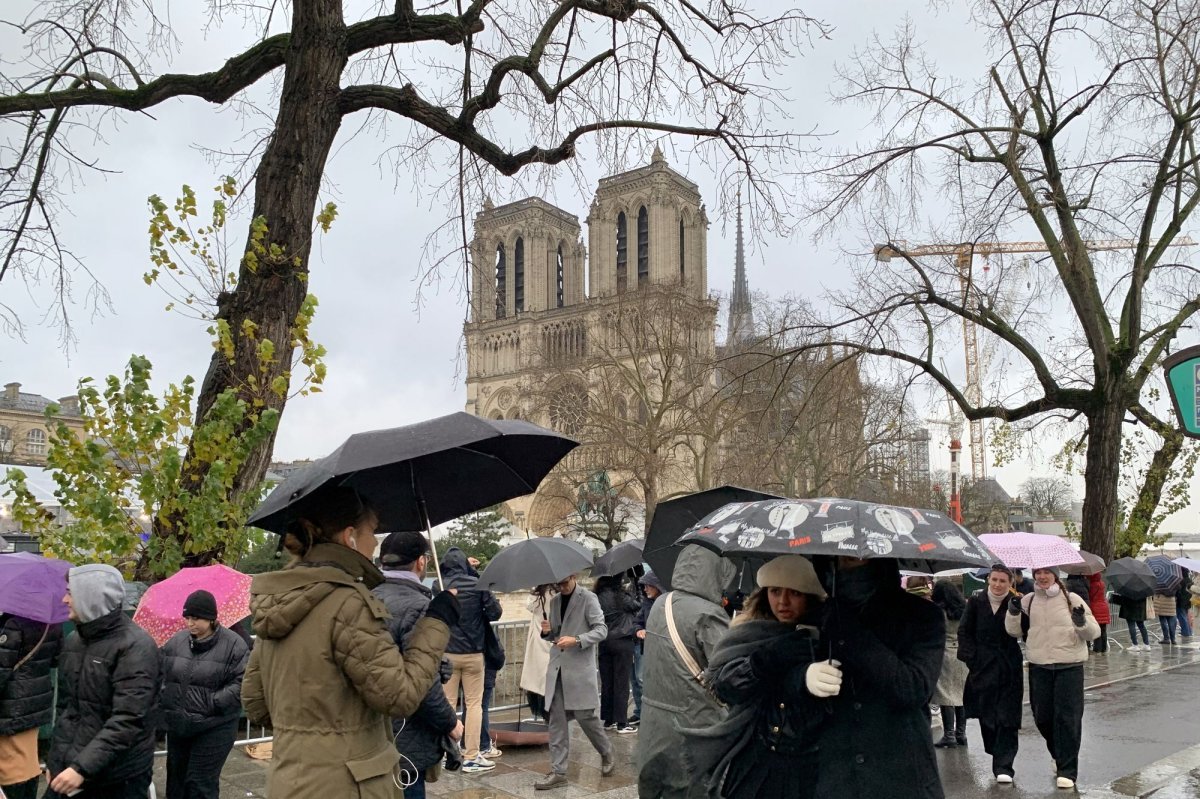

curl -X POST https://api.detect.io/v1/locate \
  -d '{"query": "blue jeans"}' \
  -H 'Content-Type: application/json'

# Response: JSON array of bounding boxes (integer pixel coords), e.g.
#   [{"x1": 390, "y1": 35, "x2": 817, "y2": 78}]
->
[
  {"x1": 1159, "y1": 615, "x2": 1178, "y2": 643},
  {"x1": 1177, "y1": 606, "x2": 1193, "y2": 637},
  {"x1": 404, "y1": 771, "x2": 426, "y2": 799},
  {"x1": 1127, "y1": 619, "x2": 1149, "y2": 645},
  {"x1": 631, "y1": 643, "x2": 644, "y2": 717},
  {"x1": 479, "y1": 667, "x2": 496, "y2": 752}
]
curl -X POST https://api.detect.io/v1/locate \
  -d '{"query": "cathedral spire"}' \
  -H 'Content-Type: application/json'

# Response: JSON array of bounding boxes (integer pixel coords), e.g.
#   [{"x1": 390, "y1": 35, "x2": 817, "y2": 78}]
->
[{"x1": 727, "y1": 189, "x2": 754, "y2": 345}]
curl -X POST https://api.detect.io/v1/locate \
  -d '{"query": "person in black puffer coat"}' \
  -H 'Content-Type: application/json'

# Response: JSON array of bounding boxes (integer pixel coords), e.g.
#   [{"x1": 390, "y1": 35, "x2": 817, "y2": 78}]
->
[
  {"x1": 0, "y1": 613, "x2": 63, "y2": 799},
  {"x1": 374, "y1": 532, "x2": 463, "y2": 799},
  {"x1": 439, "y1": 547, "x2": 501, "y2": 771},
  {"x1": 45, "y1": 564, "x2": 161, "y2": 799},
  {"x1": 160, "y1": 590, "x2": 249, "y2": 799},
  {"x1": 595, "y1": 574, "x2": 641, "y2": 733}
]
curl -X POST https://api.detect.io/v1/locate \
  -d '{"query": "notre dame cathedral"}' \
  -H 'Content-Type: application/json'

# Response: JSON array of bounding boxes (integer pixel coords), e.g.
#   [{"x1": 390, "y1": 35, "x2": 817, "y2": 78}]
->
[{"x1": 464, "y1": 147, "x2": 739, "y2": 534}]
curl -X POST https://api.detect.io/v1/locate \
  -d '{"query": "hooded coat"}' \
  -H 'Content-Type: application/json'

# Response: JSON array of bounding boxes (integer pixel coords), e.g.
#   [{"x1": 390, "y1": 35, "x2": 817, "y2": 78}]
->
[
  {"x1": 635, "y1": 545, "x2": 737, "y2": 799},
  {"x1": 241, "y1": 542, "x2": 450, "y2": 799},
  {"x1": 1087, "y1": 574, "x2": 1111, "y2": 625},
  {"x1": 440, "y1": 547, "x2": 502, "y2": 654},
  {"x1": 0, "y1": 614, "x2": 63, "y2": 736},
  {"x1": 47, "y1": 565, "x2": 161, "y2": 786},
  {"x1": 372, "y1": 572, "x2": 459, "y2": 775},
  {"x1": 159, "y1": 624, "x2": 249, "y2": 737}
]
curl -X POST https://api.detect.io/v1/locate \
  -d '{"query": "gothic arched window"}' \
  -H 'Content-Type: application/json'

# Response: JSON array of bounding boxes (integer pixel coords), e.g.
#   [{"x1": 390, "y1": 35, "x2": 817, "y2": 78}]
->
[
  {"x1": 637, "y1": 206, "x2": 649, "y2": 286},
  {"x1": 679, "y1": 217, "x2": 686, "y2": 282},
  {"x1": 515, "y1": 237, "x2": 525, "y2": 313},
  {"x1": 495, "y1": 244, "x2": 507, "y2": 319},
  {"x1": 616, "y1": 212, "x2": 628, "y2": 292},
  {"x1": 556, "y1": 243, "x2": 565, "y2": 308}
]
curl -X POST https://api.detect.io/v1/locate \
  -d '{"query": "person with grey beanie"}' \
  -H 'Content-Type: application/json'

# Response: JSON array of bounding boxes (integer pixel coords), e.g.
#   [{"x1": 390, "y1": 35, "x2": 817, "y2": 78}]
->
[{"x1": 43, "y1": 564, "x2": 161, "y2": 799}]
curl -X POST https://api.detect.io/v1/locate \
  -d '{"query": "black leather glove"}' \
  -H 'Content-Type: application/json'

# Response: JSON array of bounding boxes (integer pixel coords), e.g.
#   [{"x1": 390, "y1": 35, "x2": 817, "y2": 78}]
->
[
  {"x1": 438, "y1": 657, "x2": 453, "y2": 684},
  {"x1": 1008, "y1": 594, "x2": 1023, "y2": 615},
  {"x1": 1071, "y1": 604, "x2": 1086, "y2": 627},
  {"x1": 426, "y1": 590, "x2": 461, "y2": 628},
  {"x1": 748, "y1": 628, "x2": 817, "y2": 678}
]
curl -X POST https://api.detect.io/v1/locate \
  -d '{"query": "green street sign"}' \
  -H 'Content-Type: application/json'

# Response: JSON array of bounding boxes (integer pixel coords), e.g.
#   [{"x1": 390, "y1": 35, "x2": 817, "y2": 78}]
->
[{"x1": 1163, "y1": 345, "x2": 1200, "y2": 438}]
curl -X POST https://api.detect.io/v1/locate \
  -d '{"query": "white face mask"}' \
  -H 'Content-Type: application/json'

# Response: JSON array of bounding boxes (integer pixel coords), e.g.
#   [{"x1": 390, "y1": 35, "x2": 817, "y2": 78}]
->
[{"x1": 1044, "y1": 584, "x2": 1061, "y2": 597}]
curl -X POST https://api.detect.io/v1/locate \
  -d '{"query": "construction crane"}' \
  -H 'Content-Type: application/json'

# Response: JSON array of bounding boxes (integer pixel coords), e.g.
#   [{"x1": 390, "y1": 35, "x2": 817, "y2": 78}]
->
[
  {"x1": 876, "y1": 236, "x2": 1196, "y2": 481},
  {"x1": 926, "y1": 363, "x2": 965, "y2": 524}
]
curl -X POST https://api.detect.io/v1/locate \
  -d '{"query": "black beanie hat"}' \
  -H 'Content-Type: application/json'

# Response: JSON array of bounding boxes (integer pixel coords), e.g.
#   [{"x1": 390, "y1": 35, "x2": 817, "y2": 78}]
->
[
  {"x1": 380, "y1": 531, "x2": 429, "y2": 567},
  {"x1": 182, "y1": 590, "x2": 219, "y2": 621}
]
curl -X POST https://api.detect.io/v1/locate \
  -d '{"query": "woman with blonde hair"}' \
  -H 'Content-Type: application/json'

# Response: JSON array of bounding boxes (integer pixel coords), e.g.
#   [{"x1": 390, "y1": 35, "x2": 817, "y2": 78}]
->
[{"x1": 242, "y1": 487, "x2": 459, "y2": 799}]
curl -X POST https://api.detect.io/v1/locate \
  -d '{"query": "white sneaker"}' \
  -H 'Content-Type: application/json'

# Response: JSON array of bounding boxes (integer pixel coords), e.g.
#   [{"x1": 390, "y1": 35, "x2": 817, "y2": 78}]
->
[
  {"x1": 996, "y1": 774, "x2": 1013, "y2": 784},
  {"x1": 481, "y1": 746, "x2": 503, "y2": 758},
  {"x1": 1143, "y1": 643, "x2": 1154, "y2": 651},
  {"x1": 462, "y1": 757, "x2": 496, "y2": 773},
  {"x1": 1056, "y1": 776, "x2": 1075, "y2": 789}
]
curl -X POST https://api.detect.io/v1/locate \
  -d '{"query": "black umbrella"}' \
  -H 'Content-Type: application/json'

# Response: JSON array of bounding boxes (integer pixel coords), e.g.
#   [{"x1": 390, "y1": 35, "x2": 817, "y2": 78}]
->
[
  {"x1": 1146, "y1": 555, "x2": 1183, "y2": 594},
  {"x1": 644, "y1": 486, "x2": 782, "y2": 587},
  {"x1": 248, "y1": 412, "x2": 577, "y2": 581},
  {"x1": 476, "y1": 538, "x2": 594, "y2": 593},
  {"x1": 591, "y1": 538, "x2": 645, "y2": 578},
  {"x1": 1105, "y1": 557, "x2": 1157, "y2": 600},
  {"x1": 676, "y1": 497, "x2": 997, "y2": 573}
]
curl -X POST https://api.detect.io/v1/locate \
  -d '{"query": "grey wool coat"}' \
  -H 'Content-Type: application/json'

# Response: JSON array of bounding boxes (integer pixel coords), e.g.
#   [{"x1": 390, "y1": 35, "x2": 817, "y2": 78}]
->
[{"x1": 543, "y1": 584, "x2": 608, "y2": 711}]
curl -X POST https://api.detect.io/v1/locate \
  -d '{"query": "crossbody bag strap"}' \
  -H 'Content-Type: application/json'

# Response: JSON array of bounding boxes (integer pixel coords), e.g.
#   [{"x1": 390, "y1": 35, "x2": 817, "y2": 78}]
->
[
  {"x1": 13, "y1": 623, "x2": 51, "y2": 672},
  {"x1": 664, "y1": 592, "x2": 704, "y2": 682}
]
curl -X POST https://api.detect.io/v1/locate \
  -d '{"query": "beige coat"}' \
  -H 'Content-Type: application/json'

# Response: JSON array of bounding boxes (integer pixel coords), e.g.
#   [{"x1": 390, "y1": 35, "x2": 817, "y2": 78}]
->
[
  {"x1": 1153, "y1": 594, "x2": 1177, "y2": 617},
  {"x1": 520, "y1": 594, "x2": 553, "y2": 696},
  {"x1": 241, "y1": 543, "x2": 449, "y2": 799},
  {"x1": 1005, "y1": 587, "x2": 1099, "y2": 665}
]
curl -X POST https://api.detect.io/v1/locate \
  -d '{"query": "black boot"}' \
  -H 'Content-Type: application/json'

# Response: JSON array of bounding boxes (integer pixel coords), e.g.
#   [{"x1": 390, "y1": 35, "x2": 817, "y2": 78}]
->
[
  {"x1": 935, "y1": 707, "x2": 957, "y2": 747},
  {"x1": 954, "y1": 707, "x2": 967, "y2": 746}
]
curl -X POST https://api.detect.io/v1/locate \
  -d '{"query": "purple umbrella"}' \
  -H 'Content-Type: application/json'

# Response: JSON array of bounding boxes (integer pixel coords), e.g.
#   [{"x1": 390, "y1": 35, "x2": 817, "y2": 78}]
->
[{"x1": 0, "y1": 551, "x2": 72, "y2": 624}]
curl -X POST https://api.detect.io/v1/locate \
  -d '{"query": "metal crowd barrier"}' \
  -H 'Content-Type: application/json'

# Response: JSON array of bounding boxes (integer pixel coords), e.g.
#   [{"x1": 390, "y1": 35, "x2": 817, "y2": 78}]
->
[{"x1": 153, "y1": 618, "x2": 536, "y2": 756}]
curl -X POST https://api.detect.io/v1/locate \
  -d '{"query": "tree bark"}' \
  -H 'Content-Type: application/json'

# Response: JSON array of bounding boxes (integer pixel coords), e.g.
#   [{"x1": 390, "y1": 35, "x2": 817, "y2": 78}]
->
[
  {"x1": 170, "y1": 0, "x2": 349, "y2": 568},
  {"x1": 1119, "y1": 426, "x2": 1185, "y2": 558},
  {"x1": 1079, "y1": 399, "x2": 1125, "y2": 563}
]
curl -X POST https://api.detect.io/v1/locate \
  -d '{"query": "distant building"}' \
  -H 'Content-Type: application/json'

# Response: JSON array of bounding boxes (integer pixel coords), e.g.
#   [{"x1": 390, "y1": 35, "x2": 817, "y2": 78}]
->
[{"x1": 0, "y1": 382, "x2": 84, "y2": 468}]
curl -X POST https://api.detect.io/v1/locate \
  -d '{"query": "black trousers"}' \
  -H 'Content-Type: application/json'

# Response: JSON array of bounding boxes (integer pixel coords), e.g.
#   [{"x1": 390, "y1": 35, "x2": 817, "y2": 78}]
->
[
  {"x1": 3, "y1": 775, "x2": 39, "y2": 799},
  {"x1": 979, "y1": 720, "x2": 1020, "y2": 777},
  {"x1": 165, "y1": 720, "x2": 239, "y2": 799},
  {"x1": 1027, "y1": 664, "x2": 1085, "y2": 780},
  {"x1": 42, "y1": 769, "x2": 152, "y2": 799},
  {"x1": 1092, "y1": 623, "x2": 1108, "y2": 653},
  {"x1": 598, "y1": 636, "x2": 635, "y2": 726}
]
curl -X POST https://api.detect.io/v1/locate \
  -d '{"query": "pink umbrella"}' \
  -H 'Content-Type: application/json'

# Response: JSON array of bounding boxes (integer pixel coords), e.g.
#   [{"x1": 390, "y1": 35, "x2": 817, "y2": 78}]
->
[
  {"x1": 133, "y1": 564, "x2": 252, "y2": 646},
  {"x1": 978, "y1": 532, "x2": 1085, "y2": 571}
]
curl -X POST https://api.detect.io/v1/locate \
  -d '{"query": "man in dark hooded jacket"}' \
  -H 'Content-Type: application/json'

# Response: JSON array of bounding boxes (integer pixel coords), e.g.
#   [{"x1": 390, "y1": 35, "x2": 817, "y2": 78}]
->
[
  {"x1": 636, "y1": 546, "x2": 736, "y2": 799},
  {"x1": 374, "y1": 532, "x2": 463, "y2": 799},
  {"x1": 0, "y1": 612, "x2": 63, "y2": 799},
  {"x1": 439, "y1": 547, "x2": 502, "y2": 772},
  {"x1": 44, "y1": 564, "x2": 161, "y2": 799}
]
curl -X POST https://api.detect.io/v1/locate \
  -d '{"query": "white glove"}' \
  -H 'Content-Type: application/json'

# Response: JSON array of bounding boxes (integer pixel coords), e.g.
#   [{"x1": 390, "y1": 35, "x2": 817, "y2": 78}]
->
[{"x1": 806, "y1": 659, "x2": 843, "y2": 698}]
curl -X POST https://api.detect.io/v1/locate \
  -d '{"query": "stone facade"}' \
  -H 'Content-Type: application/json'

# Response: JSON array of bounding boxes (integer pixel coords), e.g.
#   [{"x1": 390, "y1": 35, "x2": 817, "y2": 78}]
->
[
  {"x1": 464, "y1": 151, "x2": 717, "y2": 534},
  {"x1": 0, "y1": 382, "x2": 84, "y2": 468}
]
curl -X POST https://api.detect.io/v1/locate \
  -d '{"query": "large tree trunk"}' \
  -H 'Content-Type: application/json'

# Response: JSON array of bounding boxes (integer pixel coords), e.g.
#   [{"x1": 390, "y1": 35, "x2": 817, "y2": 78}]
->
[
  {"x1": 164, "y1": 0, "x2": 349, "y2": 571},
  {"x1": 1119, "y1": 426, "x2": 1185, "y2": 558},
  {"x1": 1079, "y1": 400, "x2": 1125, "y2": 563}
]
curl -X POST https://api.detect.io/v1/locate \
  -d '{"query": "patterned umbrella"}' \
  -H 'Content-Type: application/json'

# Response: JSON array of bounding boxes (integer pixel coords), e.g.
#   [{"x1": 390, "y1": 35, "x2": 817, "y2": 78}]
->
[
  {"x1": 1146, "y1": 555, "x2": 1184, "y2": 594},
  {"x1": 675, "y1": 498, "x2": 997, "y2": 573},
  {"x1": 977, "y1": 532, "x2": 1085, "y2": 571},
  {"x1": 133, "y1": 564, "x2": 252, "y2": 646}
]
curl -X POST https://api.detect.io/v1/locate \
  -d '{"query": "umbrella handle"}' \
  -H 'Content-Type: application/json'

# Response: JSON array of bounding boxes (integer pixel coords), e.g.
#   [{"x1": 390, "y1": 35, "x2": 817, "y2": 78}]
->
[{"x1": 415, "y1": 492, "x2": 446, "y2": 590}]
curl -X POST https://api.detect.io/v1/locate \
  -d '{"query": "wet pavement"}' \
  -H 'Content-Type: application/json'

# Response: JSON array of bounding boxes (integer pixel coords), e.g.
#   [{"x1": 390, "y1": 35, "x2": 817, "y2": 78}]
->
[{"x1": 122, "y1": 641, "x2": 1200, "y2": 797}]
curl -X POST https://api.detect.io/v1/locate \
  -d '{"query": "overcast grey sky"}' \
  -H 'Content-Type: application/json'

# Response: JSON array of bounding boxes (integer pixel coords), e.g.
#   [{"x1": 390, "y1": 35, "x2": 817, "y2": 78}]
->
[{"x1": 4, "y1": 1, "x2": 1199, "y2": 536}]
